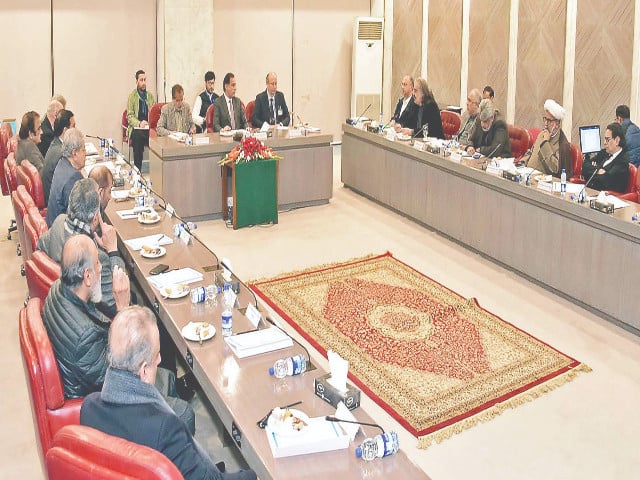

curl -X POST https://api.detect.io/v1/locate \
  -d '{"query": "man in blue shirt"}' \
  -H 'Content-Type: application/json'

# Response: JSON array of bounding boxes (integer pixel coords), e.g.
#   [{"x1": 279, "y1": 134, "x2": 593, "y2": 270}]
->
[{"x1": 615, "y1": 104, "x2": 640, "y2": 167}]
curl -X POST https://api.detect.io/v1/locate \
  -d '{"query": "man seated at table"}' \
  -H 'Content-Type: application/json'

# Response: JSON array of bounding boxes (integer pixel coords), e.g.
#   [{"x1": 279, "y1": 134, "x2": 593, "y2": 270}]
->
[
  {"x1": 581, "y1": 122, "x2": 630, "y2": 193},
  {"x1": 213, "y1": 72, "x2": 248, "y2": 132},
  {"x1": 519, "y1": 99, "x2": 572, "y2": 177},
  {"x1": 127, "y1": 69, "x2": 156, "y2": 171},
  {"x1": 251, "y1": 72, "x2": 290, "y2": 127},
  {"x1": 456, "y1": 88, "x2": 481, "y2": 145},
  {"x1": 466, "y1": 99, "x2": 511, "y2": 158},
  {"x1": 192, "y1": 71, "x2": 219, "y2": 133},
  {"x1": 483, "y1": 85, "x2": 495, "y2": 100},
  {"x1": 88, "y1": 165, "x2": 113, "y2": 221},
  {"x1": 39, "y1": 178, "x2": 124, "y2": 318},
  {"x1": 43, "y1": 236, "x2": 195, "y2": 432},
  {"x1": 157, "y1": 84, "x2": 196, "y2": 137},
  {"x1": 16, "y1": 111, "x2": 45, "y2": 172},
  {"x1": 38, "y1": 99, "x2": 63, "y2": 157},
  {"x1": 615, "y1": 104, "x2": 640, "y2": 167},
  {"x1": 46, "y1": 127, "x2": 86, "y2": 226},
  {"x1": 81, "y1": 306, "x2": 256, "y2": 480},
  {"x1": 42, "y1": 109, "x2": 75, "y2": 203},
  {"x1": 391, "y1": 75, "x2": 416, "y2": 130}
]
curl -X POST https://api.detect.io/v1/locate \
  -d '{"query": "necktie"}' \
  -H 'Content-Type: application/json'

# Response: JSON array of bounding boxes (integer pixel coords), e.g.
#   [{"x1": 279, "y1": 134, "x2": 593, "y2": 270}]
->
[
  {"x1": 269, "y1": 97, "x2": 275, "y2": 124},
  {"x1": 229, "y1": 99, "x2": 236, "y2": 129},
  {"x1": 174, "y1": 109, "x2": 183, "y2": 133}
]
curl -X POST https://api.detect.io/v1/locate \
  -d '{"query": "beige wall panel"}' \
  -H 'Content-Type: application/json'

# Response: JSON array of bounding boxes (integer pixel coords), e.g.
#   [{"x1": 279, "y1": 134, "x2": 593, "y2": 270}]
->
[
  {"x1": 391, "y1": 0, "x2": 423, "y2": 107},
  {"x1": 515, "y1": 0, "x2": 566, "y2": 129},
  {"x1": 52, "y1": 1, "x2": 156, "y2": 143},
  {"x1": 427, "y1": 0, "x2": 462, "y2": 107},
  {"x1": 213, "y1": 0, "x2": 293, "y2": 110},
  {"x1": 293, "y1": 0, "x2": 370, "y2": 139},
  {"x1": 468, "y1": 0, "x2": 510, "y2": 116},
  {"x1": 572, "y1": 0, "x2": 634, "y2": 142},
  {"x1": 0, "y1": 1, "x2": 51, "y2": 124}
]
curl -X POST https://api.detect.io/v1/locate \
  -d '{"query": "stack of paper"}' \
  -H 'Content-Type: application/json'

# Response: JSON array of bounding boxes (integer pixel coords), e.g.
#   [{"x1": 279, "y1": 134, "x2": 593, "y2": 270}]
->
[
  {"x1": 266, "y1": 415, "x2": 350, "y2": 458},
  {"x1": 124, "y1": 234, "x2": 173, "y2": 250},
  {"x1": 146, "y1": 268, "x2": 203, "y2": 290},
  {"x1": 224, "y1": 327, "x2": 293, "y2": 358}
]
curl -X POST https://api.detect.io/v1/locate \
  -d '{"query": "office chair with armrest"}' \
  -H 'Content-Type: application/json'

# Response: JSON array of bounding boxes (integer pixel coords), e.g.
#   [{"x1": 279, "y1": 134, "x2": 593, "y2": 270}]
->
[
  {"x1": 25, "y1": 250, "x2": 60, "y2": 305},
  {"x1": 0, "y1": 122, "x2": 12, "y2": 195},
  {"x1": 528, "y1": 128, "x2": 541, "y2": 149},
  {"x1": 13, "y1": 184, "x2": 36, "y2": 264},
  {"x1": 21, "y1": 159, "x2": 47, "y2": 215},
  {"x1": 46, "y1": 424, "x2": 184, "y2": 480},
  {"x1": 607, "y1": 163, "x2": 637, "y2": 198},
  {"x1": 5, "y1": 153, "x2": 18, "y2": 239},
  {"x1": 569, "y1": 143, "x2": 584, "y2": 184},
  {"x1": 25, "y1": 206, "x2": 48, "y2": 256},
  {"x1": 440, "y1": 110, "x2": 461, "y2": 140},
  {"x1": 245, "y1": 100, "x2": 256, "y2": 127},
  {"x1": 148, "y1": 103, "x2": 165, "y2": 138},
  {"x1": 205, "y1": 104, "x2": 215, "y2": 133},
  {"x1": 620, "y1": 165, "x2": 640, "y2": 202},
  {"x1": 507, "y1": 125, "x2": 531, "y2": 161}
]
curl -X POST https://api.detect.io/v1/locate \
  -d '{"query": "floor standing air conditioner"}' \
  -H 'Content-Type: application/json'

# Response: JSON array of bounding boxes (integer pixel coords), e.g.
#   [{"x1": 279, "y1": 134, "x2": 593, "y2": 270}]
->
[{"x1": 351, "y1": 17, "x2": 384, "y2": 120}]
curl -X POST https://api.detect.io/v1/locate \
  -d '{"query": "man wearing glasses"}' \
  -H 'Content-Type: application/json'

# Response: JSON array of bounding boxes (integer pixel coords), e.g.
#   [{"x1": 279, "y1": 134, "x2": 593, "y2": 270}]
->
[
  {"x1": 457, "y1": 88, "x2": 482, "y2": 145},
  {"x1": 520, "y1": 99, "x2": 572, "y2": 177},
  {"x1": 581, "y1": 122, "x2": 630, "y2": 193}
]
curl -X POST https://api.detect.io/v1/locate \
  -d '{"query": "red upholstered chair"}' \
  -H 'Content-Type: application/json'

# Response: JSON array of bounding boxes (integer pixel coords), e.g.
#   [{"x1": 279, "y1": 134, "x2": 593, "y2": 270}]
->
[
  {"x1": 608, "y1": 163, "x2": 637, "y2": 198},
  {"x1": 245, "y1": 100, "x2": 255, "y2": 127},
  {"x1": 19, "y1": 298, "x2": 83, "y2": 471},
  {"x1": 13, "y1": 185, "x2": 36, "y2": 261},
  {"x1": 21, "y1": 159, "x2": 47, "y2": 214},
  {"x1": 620, "y1": 165, "x2": 640, "y2": 202},
  {"x1": 205, "y1": 104, "x2": 215, "y2": 133},
  {"x1": 5, "y1": 153, "x2": 19, "y2": 239},
  {"x1": 569, "y1": 143, "x2": 584, "y2": 183},
  {"x1": 0, "y1": 122, "x2": 12, "y2": 195},
  {"x1": 507, "y1": 125, "x2": 531, "y2": 161},
  {"x1": 25, "y1": 250, "x2": 60, "y2": 304},
  {"x1": 23, "y1": 213, "x2": 36, "y2": 261},
  {"x1": 46, "y1": 425, "x2": 184, "y2": 480},
  {"x1": 24, "y1": 206, "x2": 48, "y2": 258},
  {"x1": 149, "y1": 102, "x2": 165, "y2": 138},
  {"x1": 440, "y1": 110, "x2": 462, "y2": 140},
  {"x1": 528, "y1": 128, "x2": 541, "y2": 149}
]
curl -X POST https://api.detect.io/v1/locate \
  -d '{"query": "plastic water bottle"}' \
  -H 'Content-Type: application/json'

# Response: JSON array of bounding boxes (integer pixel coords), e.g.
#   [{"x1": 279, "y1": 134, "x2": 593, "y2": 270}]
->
[
  {"x1": 226, "y1": 196, "x2": 233, "y2": 223},
  {"x1": 560, "y1": 168, "x2": 567, "y2": 195},
  {"x1": 221, "y1": 307, "x2": 233, "y2": 337},
  {"x1": 355, "y1": 432, "x2": 400, "y2": 461},
  {"x1": 268, "y1": 354, "x2": 307, "y2": 378}
]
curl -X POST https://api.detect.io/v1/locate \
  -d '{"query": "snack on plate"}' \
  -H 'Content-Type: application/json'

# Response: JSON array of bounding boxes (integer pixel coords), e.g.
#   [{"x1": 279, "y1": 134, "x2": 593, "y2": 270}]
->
[
  {"x1": 130, "y1": 187, "x2": 142, "y2": 196},
  {"x1": 139, "y1": 211, "x2": 159, "y2": 222},
  {"x1": 141, "y1": 244, "x2": 161, "y2": 256},
  {"x1": 196, "y1": 322, "x2": 211, "y2": 338},
  {"x1": 272, "y1": 407, "x2": 308, "y2": 432},
  {"x1": 164, "y1": 284, "x2": 186, "y2": 296}
]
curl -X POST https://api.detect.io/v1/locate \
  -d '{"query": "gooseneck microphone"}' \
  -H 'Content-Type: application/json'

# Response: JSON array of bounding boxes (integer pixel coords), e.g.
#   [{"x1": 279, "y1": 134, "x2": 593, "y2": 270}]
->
[
  {"x1": 485, "y1": 142, "x2": 502, "y2": 159},
  {"x1": 353, "y1": 103, "x2": 372, "y2": 126},
  {"x1": 324, "y1": 416, "x2": 385, "y2": 434},
  {"x1": 577, "y1": 160, "x2": 601, "y2": 203},
  {"x1": 264, "y1": 316, "x2": 313, "y2": 370}
]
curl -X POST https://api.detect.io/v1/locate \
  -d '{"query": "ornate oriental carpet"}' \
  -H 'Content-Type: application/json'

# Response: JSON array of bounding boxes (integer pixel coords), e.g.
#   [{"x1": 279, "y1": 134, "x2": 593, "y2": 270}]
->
[{"x1": 250, "y1": 253, "x2": 590, "y2": 448}]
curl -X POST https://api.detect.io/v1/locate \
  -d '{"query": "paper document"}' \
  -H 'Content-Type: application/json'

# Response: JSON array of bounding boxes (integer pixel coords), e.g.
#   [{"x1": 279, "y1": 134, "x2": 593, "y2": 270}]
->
[
  {"x1": 224, "y1": 327, "x2": 293, "y2": 359},
  {"x1": 266, "y1": 415, "x2": 349, "y2": 458},
  {"x1": 111, "y1": 190, "x2": 129, "y2": 200},
  {"x1": 168, "y1": 132, "x2": 189, "y2": 142},
  {"x1": 85, "y1": 143, "x2": 98, "y2": 155},
  {"x1": 124, "y1": 234, "x2": 173, "y2": 250},
  {"x1": 551, "y1": 182, "x2": 584, "y2": 194},
  {"x1": 146, "y1": 268, "x2": 203, "y2": 290},
  {"x1": 134, "y1": 125, "x2": 150, "y2": 130},
  {"x1": 603, "y1": 194, "x2": 630, "y2": 210},
  {"x1": 84, "y1": 161, "x2": 116, "y2": 175}
]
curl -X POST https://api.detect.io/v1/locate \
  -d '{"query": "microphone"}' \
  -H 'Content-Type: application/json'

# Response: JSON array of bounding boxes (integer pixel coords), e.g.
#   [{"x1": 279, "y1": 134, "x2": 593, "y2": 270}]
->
[
  {"x1": 324, "y1": 416, "x2": 385, "y2": 434},
  {"x1": 264, "y1": 316, "x2": 314, "y2": 370},
  {"x1": 295, "y1": 113, "x2": 308, "y2": 136},
  {"x1": 485, "y1": 143, "x2": 502, "y2": 159},
  {"x1": 352, "y1": 103, "x2": 372, "y2": 127},
  {"x1": 219, "y1": 259, "x2": 259, "y2": 308},
  {"x1": 577, "y1": 161, "x2": 600, "y2": 203}
]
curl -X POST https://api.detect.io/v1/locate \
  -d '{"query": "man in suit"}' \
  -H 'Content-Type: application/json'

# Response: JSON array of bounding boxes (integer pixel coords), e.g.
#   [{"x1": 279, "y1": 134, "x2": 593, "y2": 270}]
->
[
  {"x1": 251, "y1": 72, "x2": 290, "y2": 127},
  {"x1": 213, "y1": 72, "x2": 248, "y2": 132},
  {"x1": 391, "y1": 75, "x2": 416, "y2": 130},
  {"x1": 192, "y1": 71, "x2": 219, "y2": 133},
  {"x1": 466, "y1": 99, "x2": 511, "y2": 158},
  {"x1": 38, "y1": 99, "x2": 63, "y2": 157},
  {"x1": 582, "y1": 122, "x2": 630, "y2": 193}
]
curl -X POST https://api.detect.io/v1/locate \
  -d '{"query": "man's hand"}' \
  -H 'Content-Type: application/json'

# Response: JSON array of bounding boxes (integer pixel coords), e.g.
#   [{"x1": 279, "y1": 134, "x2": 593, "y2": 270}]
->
[
  {"x1": 94, "y1": 215, "x2": 118, "y2": 253},
  {"x1": 140, "y1": 120, "x2": 149, "y2": 128},
  {"x1": 223, "y1": 125, "x2": 231, "y2": 132},
  {"x1": 539, "y1": 128, "x2": 551, "y2": 142},
  {"x1": 112, "y1": 265, "x2": 131, "y2": 311},
  {"x1": 189, "y1": 126, "x2": 196, "y2": 135}
]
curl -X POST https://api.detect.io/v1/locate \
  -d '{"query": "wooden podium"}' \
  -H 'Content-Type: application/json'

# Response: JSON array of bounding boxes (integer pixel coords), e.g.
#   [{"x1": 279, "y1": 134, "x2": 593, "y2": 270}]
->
[{"x1": 221, "y1": 159, "x2": 279, "y2": 229}]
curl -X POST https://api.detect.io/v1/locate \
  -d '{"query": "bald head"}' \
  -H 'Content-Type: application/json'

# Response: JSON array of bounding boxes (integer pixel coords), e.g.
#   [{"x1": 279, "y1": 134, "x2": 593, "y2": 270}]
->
[{"x1": 266, "y1": 72, "x2": 278, "y2": 96}]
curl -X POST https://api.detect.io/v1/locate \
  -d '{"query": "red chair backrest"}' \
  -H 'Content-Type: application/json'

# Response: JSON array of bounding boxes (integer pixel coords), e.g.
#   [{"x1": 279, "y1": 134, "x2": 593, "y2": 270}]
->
[
  {"x1": 0, "y1": 123, "x2": 11, "y2": 195},
  {"x1": 245, "y1": 100, "x2": 256, "y2": 126},
  {"x1": 25, "y1": 206, "x2": 48, "y2": 256},
  {"x1": 440, "y1": 110, "x2": 462, "y2": 140},
  {"x1": 16, "y1": 163, "x2": 33, "y2": 194},
  {"x1": 205, "y1": 104, "x2": 215, "y2": 133},
  {"x1": 47, "y1": 425, "x2": 184, "y2": 480},
  {"x1": 121, "y1": 109, "x2": 129, "y2": 143},
  {"x1": 32, "y1": 250, "x2": 61, "y2": 281},
  {"x1": 25, "y1": 251, "x2": 60, "y2": 303},
  {"x1": 5, "y1": 153, "x2": 18, "y2": 193},
  {"x1": 21, "y1": 159, "x2": 46, "y2": 209},
  {"x1": 13, "y1": 185, "x2": 36, "y2": 253},
  {"x1": 149, "y1": 103, "x2": 165, "y2": 138},
  {"x1": 507, "y1": 125, "x2": 531, "y2": 160},
  {"x1": 570, "y1": 143, "x2": 583, "y2": 181},
  {"x1": 23, "y1": 213, "x2": 36, "y2": 261},
  {"x1": 625, "y1": 163, "x2": 637, "y2": 194},
  {"x1": 528, "y1": 128, "x2": 541, "y2": 149},
  {"x1": 19, "y1": 298, "x2": 82, "y2": 470}
]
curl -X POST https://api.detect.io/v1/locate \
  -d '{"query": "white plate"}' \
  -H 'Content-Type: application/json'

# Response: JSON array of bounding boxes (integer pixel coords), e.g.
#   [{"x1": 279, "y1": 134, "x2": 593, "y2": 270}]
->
[
  {"x1": 267, "y1": 408, "x2": 310, "y2": 437},
  {"x1": 128, "y1": 188, "x2": 144, "y2": 198},
  {"x1": 160, "y1": 284, "x2": 190, "y2": 299},
  {"x1": 181, "y1": 321, "x2": 216, "y2": 342},
  {"x1": 111, "y1": 189, "x2": 129, "y2": 200},
  {"x1": 140, "y1": 246, "x2": 166, "y2": 259},
  {"x1": 219, "y1": 130, "x2": 235, "y2": 137},
  {"x1": 396, "y1": 133, "x2": 411, "y2": 141},
  {"x1": 137, "y1": 212, "x2": 161, "y2": 224}
]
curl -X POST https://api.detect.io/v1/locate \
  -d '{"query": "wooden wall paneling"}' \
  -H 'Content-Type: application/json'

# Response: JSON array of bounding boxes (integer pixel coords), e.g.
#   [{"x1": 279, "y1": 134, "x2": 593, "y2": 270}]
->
[
  {"x1": 572, "y1": 0, "x2": 635, "y2": 142},
  {"x1": 427, "y1": 0, "x2": 463, "y2": 108},
  {"x1": 514, "y1": 0, "x2": 566, "y2": 129},
  {"x1": 468, "y1": 0, "x2": 510, "y2": 116},
  {"x1": 391, "y1": 1, "x2": 423, "y2": 107}
]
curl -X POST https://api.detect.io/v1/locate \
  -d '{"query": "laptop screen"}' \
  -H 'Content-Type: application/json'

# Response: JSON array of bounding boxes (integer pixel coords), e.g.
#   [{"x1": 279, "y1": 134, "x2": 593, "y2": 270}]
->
[{"x1": 579, "y1": 125, "x2": 601, "y2": 154}]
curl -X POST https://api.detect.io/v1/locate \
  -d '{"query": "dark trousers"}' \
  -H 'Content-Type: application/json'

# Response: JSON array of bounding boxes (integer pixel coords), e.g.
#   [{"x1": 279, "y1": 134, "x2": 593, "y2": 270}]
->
[{"x1": 131, "y1": 128, "x2": 149, "y2": 171}]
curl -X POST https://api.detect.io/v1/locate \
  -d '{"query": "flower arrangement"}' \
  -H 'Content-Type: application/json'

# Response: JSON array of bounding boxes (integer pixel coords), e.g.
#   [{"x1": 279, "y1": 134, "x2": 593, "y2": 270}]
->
[{"x1": 218, "y1": 135, "x2": 281, "y2": 166}]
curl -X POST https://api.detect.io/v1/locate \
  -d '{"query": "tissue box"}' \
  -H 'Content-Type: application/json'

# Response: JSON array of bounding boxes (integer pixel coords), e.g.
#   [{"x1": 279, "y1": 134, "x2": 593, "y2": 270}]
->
[
  {"x1": 214, "y1": 270, "x2": 240, "y2": 294},
  {"x1": 314, "y1": 373, "x2": 360, "y2": 411}
]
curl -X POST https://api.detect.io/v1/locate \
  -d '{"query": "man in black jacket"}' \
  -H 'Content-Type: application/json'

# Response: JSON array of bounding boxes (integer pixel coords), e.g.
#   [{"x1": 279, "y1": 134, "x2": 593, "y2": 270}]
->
[
  {"x1": 81, "y1": 306, "x2": 256, "y2": 480},
  {"x1": 582, "y1": 122, "x2": 630, "y2": 193},
  {"x1": 466, "y1": 99, "x2": 512, "y2": 158},
  {"x1": 251, "y1": 71, "x2": 290, "y2": 127},
  {"x1": 391, "y1": 75, "x2": 416, "y2": 130}
]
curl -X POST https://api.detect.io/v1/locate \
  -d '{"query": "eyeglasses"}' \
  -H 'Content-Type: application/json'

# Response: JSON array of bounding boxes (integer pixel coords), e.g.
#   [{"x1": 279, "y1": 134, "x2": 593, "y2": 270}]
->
[
  {"x1": 542, "y1": 116, "x2": 557, "y2": 124},
  {"x1": 604, "y1": 136, "x2": 613, "y2": 143}
]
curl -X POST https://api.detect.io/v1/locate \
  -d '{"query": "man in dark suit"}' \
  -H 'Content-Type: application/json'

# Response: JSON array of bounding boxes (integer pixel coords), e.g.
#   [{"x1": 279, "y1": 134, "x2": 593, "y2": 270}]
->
[
  {"x1": 391, "y1": 75, "x2": 416, "y2": 130},
  {"x1": 213, "y1": 72, "x2": 248, "y2": 132},
  {"x1": 582, "y1": 122, "x2": 630, "y2": 193},
  {"x1": 251, "y1": 72, "x2": 290, "y2": 127}
]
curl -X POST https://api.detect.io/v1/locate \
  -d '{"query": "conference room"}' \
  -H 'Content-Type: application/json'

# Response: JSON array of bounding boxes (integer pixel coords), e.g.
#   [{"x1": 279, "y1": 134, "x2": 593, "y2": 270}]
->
[{"x1": 2, "y1": 1, "x2": 640, "y2": 479}]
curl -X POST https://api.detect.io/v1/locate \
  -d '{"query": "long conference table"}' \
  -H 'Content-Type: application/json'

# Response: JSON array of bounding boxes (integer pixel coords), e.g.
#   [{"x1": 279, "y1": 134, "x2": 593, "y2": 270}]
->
[
  {"x1": 342, "y1": 124, "x2": 640, "y2": 333},
  {"x1": 149, "y1": 129, "x2": 334, "y2": 220},
  {"x1": 105, "y1": 192, "x2": 427, "y2": 480}
]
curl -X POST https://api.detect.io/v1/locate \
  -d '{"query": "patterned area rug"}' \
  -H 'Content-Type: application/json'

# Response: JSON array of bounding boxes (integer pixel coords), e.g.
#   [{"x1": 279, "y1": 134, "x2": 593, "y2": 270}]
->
[{"x1": 250, "y1": 253, "x2": 590, "y2": 448}]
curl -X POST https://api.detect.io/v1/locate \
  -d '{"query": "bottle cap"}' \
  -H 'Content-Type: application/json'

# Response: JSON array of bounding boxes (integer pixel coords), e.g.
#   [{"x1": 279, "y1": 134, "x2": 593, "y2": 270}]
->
[
  {"x1": 355, "y1": 446, "x2": 363, "y2": 458},
  {"x1": 268, "y1": 366, "x2": 275, "y2": 376}
]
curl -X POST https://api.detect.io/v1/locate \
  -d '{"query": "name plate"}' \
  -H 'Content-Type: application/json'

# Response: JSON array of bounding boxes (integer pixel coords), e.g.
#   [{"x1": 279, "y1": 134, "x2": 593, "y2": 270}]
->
[
  {"x1": 413, "y1": 141, "x2": 424, "y2": 151},
  {"x1": 537, "y1": 181, "x2": 553, "y2": 192},
  {"x1": 485, "y1": 165, "x2": 502, "y2": 176},
  {"x1": 288, "y1": 128, "x2": 302, "y2": 138},
  {"x1": 386, "y1": 129, "x2": 396, "y2": 141},
  {"x1": 253, "y1": 132, "x2": 268, "y2": 141},
  {"x1": 449, "y1": 151, "x2": 463, "y2": 163},
  {"x1": 194, "y1": 136, "x2": 209, "y2": 145}
]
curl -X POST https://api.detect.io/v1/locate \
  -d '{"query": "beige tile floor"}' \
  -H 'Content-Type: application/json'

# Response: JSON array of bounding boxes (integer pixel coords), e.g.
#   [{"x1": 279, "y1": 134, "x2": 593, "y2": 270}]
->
[{"x1": 2, "y1": 147, "x2": 640, "y2": 479}]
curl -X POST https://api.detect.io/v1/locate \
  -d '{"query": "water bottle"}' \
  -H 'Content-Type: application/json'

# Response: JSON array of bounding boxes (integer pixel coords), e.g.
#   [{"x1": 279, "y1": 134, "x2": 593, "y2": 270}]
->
[
  {"x1": 560, "y1": 168, "x2": 567, "y2": 195},
  {"x1": 355, "y1": 431, "x2": 400, "y2": 461},
  {"x1": 268, "y1": 354, "x2": 307, "y2": 378},
  {"x1": 226, "y1": 196, "x2": 233, "y2": 222},
  {"x1": 221, "y1": 307, "x2": 233, "y2": 337}
]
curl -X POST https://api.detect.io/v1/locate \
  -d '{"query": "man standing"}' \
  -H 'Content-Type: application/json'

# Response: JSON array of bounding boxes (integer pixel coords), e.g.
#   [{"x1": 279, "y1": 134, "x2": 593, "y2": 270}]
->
[
  {"x1": 41, "y1": 109, "x2": 75, "y2": 203},
  {"x1": 213, "y1": 73, "x2": 248, "y2": 132},
  {"x1": 157, "y1": 84, "x2": 196, "y2": 137},
  {"x1": 391, "y1": 75, "x2": 416, "y2": 130},
  {"x1": 127, "y1": 69, "x2": 156, "y2": 171},
  {"x1": 466, "y1": 99, "x2": 511, "y2": 158},
  {"x1": 251, "y1": 72, "x2": 290, "y2": 127},
  {"x1": 615, "y1": 105, "x2": 640, "y2": 167},
  {"x1": 582, "y1": 122, "x2": 630, "y2": 193},
  {"x1": 81, "y1": 305, "x2": 256, "y2": 480},
  {"x1": 192, "y1": 71, "x2": 219, "y2": 133},
  {"x1": 457, "y1": 89, "x2": 481, "y2": 145},
  {"x1": 46, "y1": 127, "x2": 86, "y2": 226},
  {"x1": 38, "y1": 99, "x2": 63, "y2": 156}
]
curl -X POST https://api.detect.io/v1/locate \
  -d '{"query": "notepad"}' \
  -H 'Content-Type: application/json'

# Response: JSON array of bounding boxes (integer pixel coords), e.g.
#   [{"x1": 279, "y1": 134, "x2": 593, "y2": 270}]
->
[
  {"x1": 146, "y1": 268, "x2": 203, "y2": 290},
  {"x1": 224, "y1": 327, "x2": 293, "y2": 358}
]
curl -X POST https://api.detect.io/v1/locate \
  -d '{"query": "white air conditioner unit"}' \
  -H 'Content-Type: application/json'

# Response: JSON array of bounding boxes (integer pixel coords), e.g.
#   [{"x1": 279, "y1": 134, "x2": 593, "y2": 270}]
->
[{"x1": 351, "y1": 17, "x2": 384, "y2": 119}]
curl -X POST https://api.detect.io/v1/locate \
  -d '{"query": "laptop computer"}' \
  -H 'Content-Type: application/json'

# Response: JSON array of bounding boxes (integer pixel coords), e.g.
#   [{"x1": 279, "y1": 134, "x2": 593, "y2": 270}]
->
[{"x1": 579, "y1": 125, "x2": 601, "y2": 155}]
